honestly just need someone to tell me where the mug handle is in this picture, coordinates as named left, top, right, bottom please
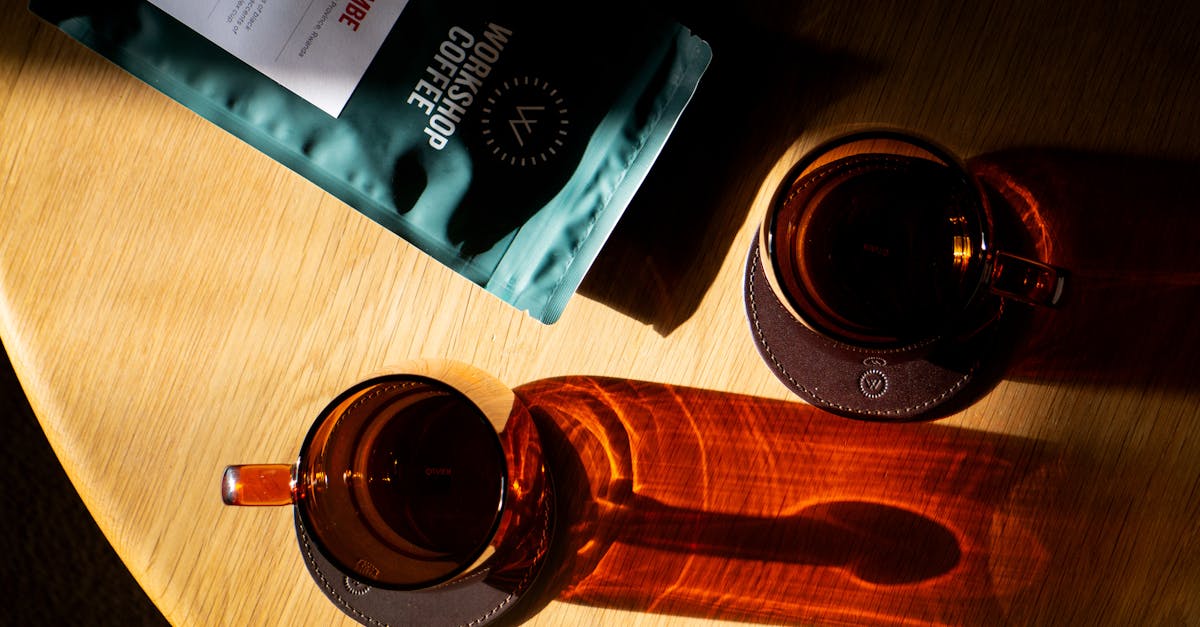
left=222, top=464, right=295, bottom=506
left=989, top=252, right=1067, bottom=307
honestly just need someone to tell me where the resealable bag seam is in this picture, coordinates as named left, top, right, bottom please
left=30, top=2, right=712, bottom=324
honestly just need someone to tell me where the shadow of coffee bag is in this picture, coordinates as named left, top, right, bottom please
left=31, top=0, right=711, bottom=323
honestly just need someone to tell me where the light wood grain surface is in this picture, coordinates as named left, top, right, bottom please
left=2, top=1, right=1199, bottom=625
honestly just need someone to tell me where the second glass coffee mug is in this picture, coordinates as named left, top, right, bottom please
left=221, top=360, right=550, bottom=590
left=759, top=129, right=1066, bottom=352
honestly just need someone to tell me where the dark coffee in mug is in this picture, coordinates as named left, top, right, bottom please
left=298, top=376, right=507, bottom=588
left=766, top=151, right=987, bottom=347
left=358, top=384, right=504, bottom=562
left=222, top=361, right=550, bottom=591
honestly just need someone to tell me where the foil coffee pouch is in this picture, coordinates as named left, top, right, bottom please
left=30, top=1, right=711, bottom=323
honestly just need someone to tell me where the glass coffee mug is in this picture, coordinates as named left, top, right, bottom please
left=221, top=360, right=549, bottom=590
left=759, top=129, right=1065, bottom=351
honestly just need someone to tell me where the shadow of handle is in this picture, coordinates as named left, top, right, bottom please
left=616, top=493, right=962, bottom=585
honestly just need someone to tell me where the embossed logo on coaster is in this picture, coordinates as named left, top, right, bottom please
left=859, top=362, right=888, bottom=398
left=343, top=576, right=371, bottom=596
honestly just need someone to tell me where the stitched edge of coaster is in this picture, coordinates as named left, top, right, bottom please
left=297, top=477, right=554, bottom=627
left=746, top=242, right=976, bottom=418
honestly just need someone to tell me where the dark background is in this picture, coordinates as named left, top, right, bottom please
left=1, top=343, right=169, bottom=627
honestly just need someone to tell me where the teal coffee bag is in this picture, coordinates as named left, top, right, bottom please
left=31, top=1, right=711, bottom=323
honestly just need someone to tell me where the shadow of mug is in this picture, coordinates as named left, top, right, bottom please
left=970, top=149, right=1200, bottom=390
left=507, top=376, right=1061, bottom=626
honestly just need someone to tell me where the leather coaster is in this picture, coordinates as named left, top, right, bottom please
left=294, top=483, right=554, bottom=626
left=744, top=235, right=1004, bottom=421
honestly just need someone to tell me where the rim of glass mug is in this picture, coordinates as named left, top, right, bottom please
left=221, top=360, right=542, bottom=591
left=757, top=129, right=1064, bottom=350
left=311, top=373, right=505, bottom=589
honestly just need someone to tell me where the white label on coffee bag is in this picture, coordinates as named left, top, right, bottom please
left=146, top=0, right=409, bottom=116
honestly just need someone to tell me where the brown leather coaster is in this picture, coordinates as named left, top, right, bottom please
left=294, top=483, right=554, bottom=626
left=744, top=235, right=1005, bottom=421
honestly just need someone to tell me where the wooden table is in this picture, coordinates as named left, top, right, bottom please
left=3, top=0, right=1198, bottom=625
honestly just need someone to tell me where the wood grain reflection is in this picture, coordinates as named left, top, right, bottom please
left=514, top=377, right=1058, bottom=625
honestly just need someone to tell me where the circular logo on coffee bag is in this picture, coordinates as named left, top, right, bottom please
left=480, top=76, right=570, bottom=167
